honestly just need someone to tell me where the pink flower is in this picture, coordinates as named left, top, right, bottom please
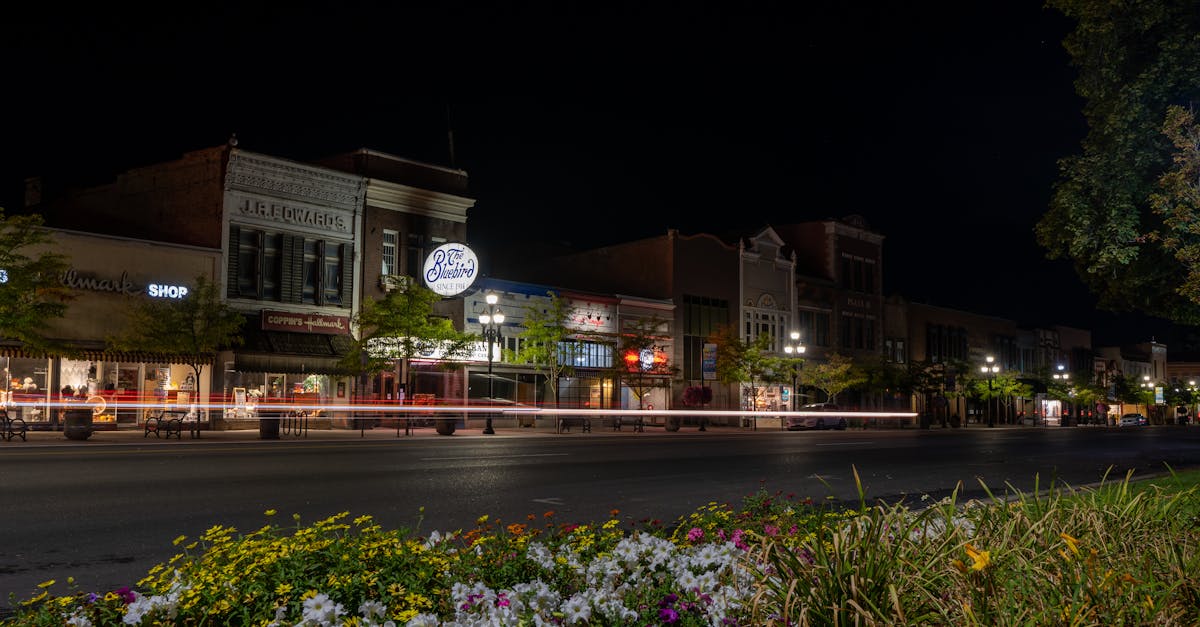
left=687, top=527, right=704, bottom=542
left=763, top=524, right=779, bottom=537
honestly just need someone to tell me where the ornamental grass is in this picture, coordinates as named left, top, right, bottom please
left=5, top=467, right=1198, bottom=626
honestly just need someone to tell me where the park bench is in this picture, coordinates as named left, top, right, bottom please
left=1, top=408, right=27, bottom=442
left=144, top=409, right=185, bottom=439
left=611, top=415, right=644, bottom=432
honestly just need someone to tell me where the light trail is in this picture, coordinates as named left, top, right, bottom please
left=6, top=400, right=917, bottom=420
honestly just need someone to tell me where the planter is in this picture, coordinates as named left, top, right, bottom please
left=63, top=409, right=94, bottom=441
left=435, top=419, right=456, bottom=436
left=665, top=416, right=682, bottom=432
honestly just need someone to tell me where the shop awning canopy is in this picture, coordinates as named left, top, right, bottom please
left=234, top=327, right=354, bottom=375
left=0, top=343, right=205, bottom=365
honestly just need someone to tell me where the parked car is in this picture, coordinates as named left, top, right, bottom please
left=1118, top=413, right=1148, bottom=427
left=786, top=402, right=848, bottom=431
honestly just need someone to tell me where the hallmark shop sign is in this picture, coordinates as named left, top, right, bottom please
left=262, top=310, right=350, bottom=335
left=423, top=243, right=477, bottom=296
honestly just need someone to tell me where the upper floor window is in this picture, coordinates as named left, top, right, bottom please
left=382, top=230, right=398, bottom=275
left=230, top=224, right=349, bottom=307
left=404, top=233, right=426, bottom=278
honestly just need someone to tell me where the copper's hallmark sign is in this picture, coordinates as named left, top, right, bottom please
left=262, top=310, right=350, bottom=335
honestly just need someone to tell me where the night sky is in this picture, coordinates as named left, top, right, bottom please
left=0, top=3, right=1184, bottom=347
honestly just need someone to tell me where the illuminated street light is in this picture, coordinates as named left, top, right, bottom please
left=1052, top=364, right=1070, bottom=426
left=980, top=355, right=1000, bottom=427
left=478, top=293, right=505, bottom=435
left=1141, top=374, right=1155, bottom=421
left=783, top=331, right=806, bottom=413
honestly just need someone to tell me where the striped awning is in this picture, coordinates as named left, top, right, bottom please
left=0, top=343, right=206, bottom=365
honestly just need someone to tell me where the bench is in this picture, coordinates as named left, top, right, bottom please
left=144, top=410, right=184, bottom=439
left=611, top=415, right=644, bottom=432
left=1, top=408, right=27, bottom=442
left=558, top=416, right=592, bottom=433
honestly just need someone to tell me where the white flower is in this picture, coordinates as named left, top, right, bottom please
left=301, top=593, right=345, bottom=624
left=359, top=600, right=387, bottom=619
left=64, top=608, right=93, bottom=627
left=404, top=613, right=441, bottom=627
left=560, top=593, right=591, bottom=624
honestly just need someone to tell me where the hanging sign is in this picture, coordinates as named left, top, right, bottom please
left=423, top=243, right=478, bottom=296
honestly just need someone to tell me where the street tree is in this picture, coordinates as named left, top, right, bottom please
left=0, top=209, right=73, bottom=353
left=799, top=352, right=865, bottom=405
left=614, top=315, right=679, bottom=411
left=1035, top=0, right=1200, bottom=323
left=107, top=274, right=244, bottom=392
left=710, top=325, right=774, bottom=411
left=967, top=372, right=1033, bottom=423
left=1149, top=105, right=1200, bottom=307
left=340, top=282, right=475, bottom=394
left=507, top=291, right=583, bottom=410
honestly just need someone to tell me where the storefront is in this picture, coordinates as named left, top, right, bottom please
left=1, top=229, right=222, bottom=430
left=216, top=311, right=354, bottom=429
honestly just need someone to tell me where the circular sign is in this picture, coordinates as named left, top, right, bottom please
left=422, top=243, right=478, bottom=296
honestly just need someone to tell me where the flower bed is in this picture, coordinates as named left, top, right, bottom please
left=7, top=468, right=1199, bottom=626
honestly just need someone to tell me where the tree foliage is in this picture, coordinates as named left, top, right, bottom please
left=507, top=291, right=582, bottom=408
left=107, top=275, right=244, bottom=384
left=1036, top=0, right=1200, bottom=322
left=615, top=315, right=678, bottom=408
left=709, top=325, right=775, bottom=409
left=1149, top=105, right=1200, bottom=306
left=341, top=283, right=474, bottom=384
left=0, top=210, right=73, bottom=352
left=799, top=353, right=864, bottom=404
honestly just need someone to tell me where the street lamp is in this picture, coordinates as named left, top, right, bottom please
left=1141, top=374, right=1154, bottom=420
left=783, top=331, right=806, bottom=413
left=1053, top=364, right=1070, bottom=426
left=1190, top=380, right=1197, bottom=425
left=980, top=355, right=1000, bottom=427
left=478, top=292, right=504, bottom=435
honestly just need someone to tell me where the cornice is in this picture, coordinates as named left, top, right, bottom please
left=365, top=179, right=475, bottom=223
left=226, top=150, right=364, bottom=211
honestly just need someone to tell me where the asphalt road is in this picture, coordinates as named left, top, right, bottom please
left=2, top=424, right=1198, bottom=612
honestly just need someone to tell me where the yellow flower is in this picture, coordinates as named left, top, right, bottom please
left=264, top=509, right=277, bottom=517
left=37, top=580, right=55, bottom=589
left=173, top=535, right=188, bottom=546
left=275, top=583, right=292, bottom=595
left=477, top=514, right=489, bottom=525
left=964, top=543, right=990, bottom=571
left=1060, top=532, right=1079, bottom=556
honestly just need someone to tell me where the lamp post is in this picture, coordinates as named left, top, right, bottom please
left=1141, top=374, right=1154, bottom=421
left=783, top=331, right=806, bottom=413
left=980, top=355, right=1000, bottom=427
left=1053, top=364, right=1070, bottom=426
left=478, top=292, right=504, bottom=435
left=1190, top=380, right=1197, bottom=425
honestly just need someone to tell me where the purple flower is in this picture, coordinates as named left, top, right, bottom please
left=115, top=587, right=137, bottom=605
left=84, top=592, right=99, bottom=604
left=659, top=593, right=678, bottom=608
left=659, top=607, right=680, bottom=622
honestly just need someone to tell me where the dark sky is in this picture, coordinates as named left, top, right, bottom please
left=0, top=3, right=1183, bottom=347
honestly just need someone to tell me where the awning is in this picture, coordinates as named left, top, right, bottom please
left=234, top=326, right=353, bottom=375
left=233, top=353, right=348, bottom=375
left=0, top=343, right=203, bottom=365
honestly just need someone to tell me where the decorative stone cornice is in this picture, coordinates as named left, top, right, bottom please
left=226, top=150, right=364, bottom=211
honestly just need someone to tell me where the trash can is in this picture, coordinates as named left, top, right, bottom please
left=63, top=408, right=94, bottom=440
left=259, top=409, right=280, bottom=440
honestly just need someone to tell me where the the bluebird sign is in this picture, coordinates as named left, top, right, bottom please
left=422, top=243, right=478, bottom=296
